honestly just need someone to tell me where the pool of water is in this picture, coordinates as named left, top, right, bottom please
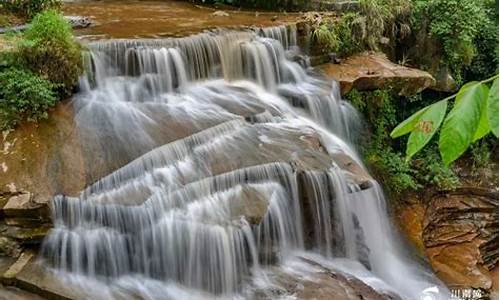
left=63, top=0, right=300, bottom=40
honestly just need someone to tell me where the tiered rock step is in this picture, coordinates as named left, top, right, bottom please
left=0, top=251, right=398, bottom=300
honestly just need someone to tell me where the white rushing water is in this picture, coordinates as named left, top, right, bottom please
left=41, top=25, right=450, bottom=299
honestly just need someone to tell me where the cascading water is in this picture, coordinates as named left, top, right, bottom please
left=41, top=25, right=449, bottom=299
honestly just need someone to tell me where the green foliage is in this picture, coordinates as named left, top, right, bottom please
left=470, top=141, right=491, bottom=170
left=16, top=10, right=82, bottom=96
left=347, top=89, right=419, bottom=196
left=349, top=89, right=462, bottom=196
left=412, top=147, right=459, bottom=190
left=466, top=14, right=499, bottom=80
left=1, top=0, right=61, bottom=20
left=405, top=99, right=447, bottom=159
left=412, top=0, right=495, bottom=82
left=310, top=0, right=412, bottom=56
left=311, top=24, right=340, bottom=53
left=0, top=67, right=57, bottom=129
left=0, top=10, right=82, bottom=129
left=391, top=75, right=499, bottom=165
left=487, top=78, right=499, bottom=137
left=366, top=146, right=420, bottom=194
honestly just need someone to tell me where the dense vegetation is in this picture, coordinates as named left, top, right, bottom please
left=311, top=0, right=498, bottom=83
left=0, top=67, right=56, bottom=128
left=0, top=0, right=497, bottom=199
left=0, top=2, right=82, bottom=129
left=308, top=0, right=499, bottom=198
left=392, top=76, right=498, bottom=165
left=346, top=89, right=461, bottom=198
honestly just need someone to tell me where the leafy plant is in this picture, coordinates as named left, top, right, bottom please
left=391, top=75, right=499, bottom=165
left=349, top=88, right=465, bottom=196
left=311, top=23, right=339, bottom=52
left=17, top=10, right=83, bottom=96
left=412, top=146, right=459, bottom=190
left=0, top=67, right=57, bottom=129
left=347, top=89, right=420, bottom=197
left=310, top=0, right=412, bottom=56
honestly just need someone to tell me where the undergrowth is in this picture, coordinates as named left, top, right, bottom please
left=346, top=89, right=461, bottom=199
left=0, top=10, right=82, bottom=129
left=311, top=0, right=497, bottom=83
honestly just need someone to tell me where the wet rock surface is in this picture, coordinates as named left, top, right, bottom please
left=258, top=256, right=398, bottom=300
left=317, top=52, right=435, bottom=96
left=0, top=102, right=86, bottom=201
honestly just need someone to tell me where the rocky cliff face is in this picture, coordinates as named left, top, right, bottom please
left=397, top=188, right=499, bottom=296
left=423, top=188, right=498, bottom=291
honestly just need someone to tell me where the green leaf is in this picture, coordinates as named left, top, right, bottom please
left=472, top=97, right=490, bottom=142
left=390, top=105, right=429, bottom=138
left=439, top=82, right=489, bottom=165
left=487, top=78, right=499, bottom=137
left=406, top=99, right=448, bottom=159
left=472, top=86, right=490, bottom=142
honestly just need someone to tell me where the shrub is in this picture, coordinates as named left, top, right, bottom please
left=466, top=2, right=499, bottom=81
left=0, top=67, right=57, bottom=129
left=412, top=146, right=459, bottom=190
left=0, top=0, right=61, bottom=20
left=310, top=0, right=412, bottom=56
left=470, top=141, right=492, bottom=171
left=412, top=0, right=491, bottom=83
left=17, top=10, right=82, bottom=96
left=347, top=89, right=460, bottom=197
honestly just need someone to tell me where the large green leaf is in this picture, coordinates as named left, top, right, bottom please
left=472, top=87, right=490, bottom=142
left=487, top=78, right=499, bottom=137
left=439, top=82, right=489, bottom=165
left=406, top=99, right=447, bottom=159
left=390, top=105, right=429, bottom=138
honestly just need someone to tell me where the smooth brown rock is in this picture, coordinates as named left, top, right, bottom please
left=317, top=52, right=435, bottom=96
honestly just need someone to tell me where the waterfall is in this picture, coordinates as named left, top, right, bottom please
left=41, top=25, right=449, bottom=299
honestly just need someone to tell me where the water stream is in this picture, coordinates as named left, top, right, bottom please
left=40, top=25, right=449, bottom=299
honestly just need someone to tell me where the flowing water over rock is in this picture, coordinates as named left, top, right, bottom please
left=40, top=25, right=449, bottom=299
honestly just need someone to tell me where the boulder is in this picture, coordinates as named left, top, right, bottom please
left=212, top=11, right=230, bottom=17
left=64, top=16, right=92, bottom=29
left=257, top=256, right=400, bottom=300
left=317, top=52, right=436, bottom=96
left=422, top=188, right=499, bottom=290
